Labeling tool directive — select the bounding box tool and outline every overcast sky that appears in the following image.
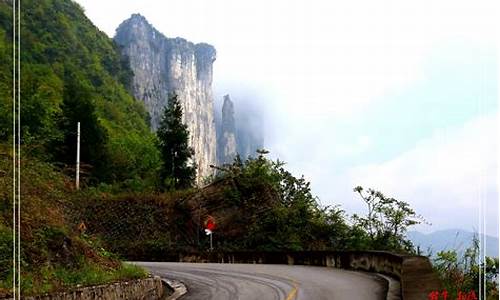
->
[76,0,498,237]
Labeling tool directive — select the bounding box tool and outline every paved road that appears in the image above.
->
[134,262,387,300]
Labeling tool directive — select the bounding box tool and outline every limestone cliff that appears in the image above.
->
[114,14,217,182]
[217,95,237,164]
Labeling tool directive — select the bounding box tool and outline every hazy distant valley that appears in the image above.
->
[409,229,498,257]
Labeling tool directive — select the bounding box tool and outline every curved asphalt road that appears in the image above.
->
[134,262,387,300]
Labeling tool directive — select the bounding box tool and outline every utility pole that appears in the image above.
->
[76,122,80,190]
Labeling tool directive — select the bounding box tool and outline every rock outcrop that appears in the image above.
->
[114,14,217,182]
[217,95,237,164]
[216,94,264,164]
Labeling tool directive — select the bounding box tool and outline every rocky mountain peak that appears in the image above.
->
[129,13,147,21]
[115,14,155,42]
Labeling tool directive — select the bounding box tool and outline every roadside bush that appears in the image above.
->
[433,235,499,300]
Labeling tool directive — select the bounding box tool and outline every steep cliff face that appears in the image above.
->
[217,95,237,164]
[114,14,217,182]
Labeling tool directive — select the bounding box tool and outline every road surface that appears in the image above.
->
[134,262,387,300]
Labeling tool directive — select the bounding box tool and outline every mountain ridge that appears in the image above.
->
[408,229,498,257]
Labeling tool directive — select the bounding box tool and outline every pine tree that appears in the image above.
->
[157,94,196,189]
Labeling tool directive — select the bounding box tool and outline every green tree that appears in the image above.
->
[212,150,351,251]
[157,94,196,189]
[51,70,109,181]
[352,186,424,252]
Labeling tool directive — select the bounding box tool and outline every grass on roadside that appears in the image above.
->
[19,262,148,296]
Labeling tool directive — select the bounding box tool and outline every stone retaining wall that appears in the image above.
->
[15,277,165,300]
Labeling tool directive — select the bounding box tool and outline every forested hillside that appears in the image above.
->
[0,0,159,185]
